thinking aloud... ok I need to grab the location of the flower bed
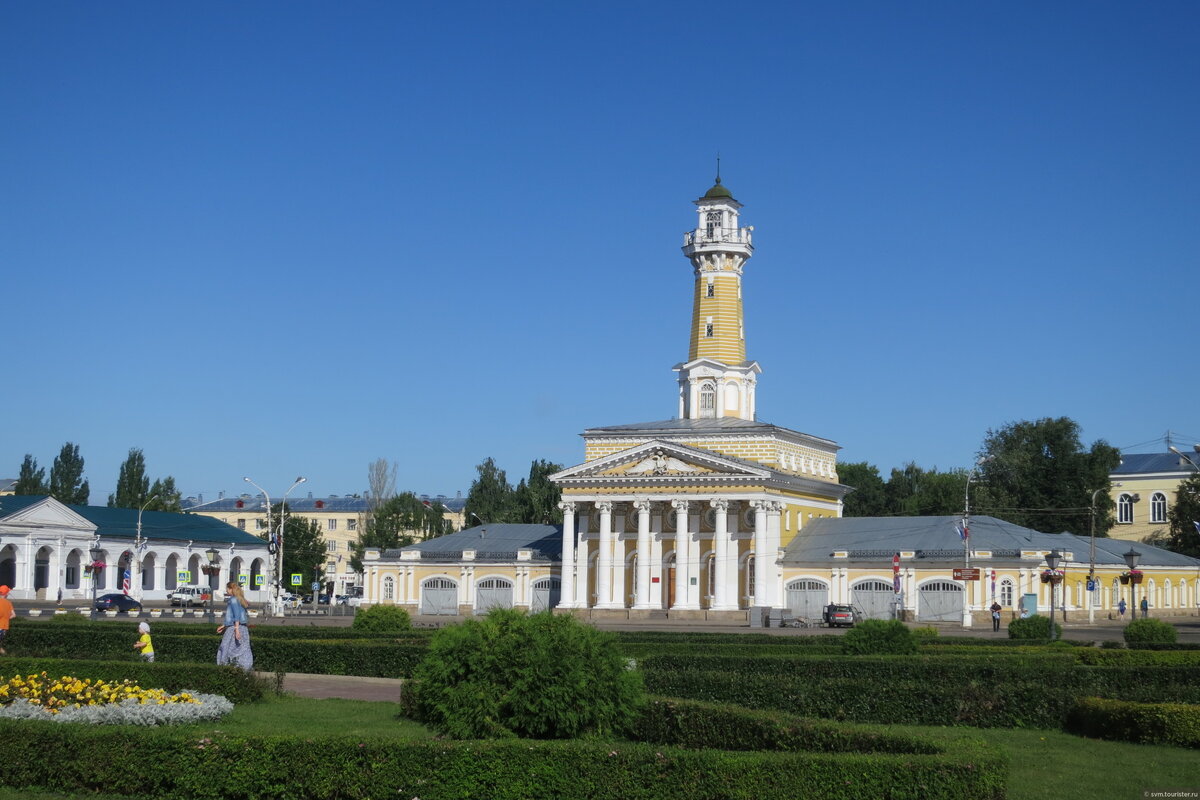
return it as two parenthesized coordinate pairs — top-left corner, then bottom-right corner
(0, 672), (232, 725)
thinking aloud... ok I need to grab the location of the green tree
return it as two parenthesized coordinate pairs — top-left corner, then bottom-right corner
(147, 476), (183, 512)
(974, 417), (1120, 536)
(13, 454), (48, 495)
(1148, 474), (1200, 557)
(464, 457), (514, 524)
(49, 442), (89, 505)
(350, 492), (445, 572)
(511, 459), (564, 524)
(883, 463), (967, 516)
(108, 448), (150, 508)
(269, 503), (327, 592)
(839, 462), (889, 517)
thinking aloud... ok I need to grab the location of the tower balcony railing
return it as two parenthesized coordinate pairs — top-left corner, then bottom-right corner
(683, 228), (754, 248)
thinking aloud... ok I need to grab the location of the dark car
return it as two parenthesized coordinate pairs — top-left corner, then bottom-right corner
(94, 593), (142, 613)
(822, 604), (857, 627)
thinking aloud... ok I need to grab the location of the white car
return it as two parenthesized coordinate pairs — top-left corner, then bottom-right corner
(169, 586), (210, 607)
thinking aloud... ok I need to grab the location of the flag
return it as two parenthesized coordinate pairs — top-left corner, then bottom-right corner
(955, 521), (969, 541)
(1193, 521), (1200, 536)
(122, 568), (131, 594)
(268, 532), (278, 555)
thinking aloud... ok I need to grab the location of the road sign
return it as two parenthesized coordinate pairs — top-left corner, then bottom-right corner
(953, 568), (981, 580)
(290, 573), (302, 586)
(892, 553), (900, 574)
(1087, 579), (1097, 592)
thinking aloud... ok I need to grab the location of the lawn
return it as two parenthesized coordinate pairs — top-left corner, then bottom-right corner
(170, 694), (436, 740)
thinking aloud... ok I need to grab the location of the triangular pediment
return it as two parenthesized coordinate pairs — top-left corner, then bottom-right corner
(0, 497), (96, 532)
(552, 440), (772, 483)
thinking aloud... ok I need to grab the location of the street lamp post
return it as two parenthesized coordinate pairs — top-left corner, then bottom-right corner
(1087, 487), (1112, 625)
(1045, 549), (1062, 641)
(88, 541), (104, 621)
(1124, 548), (1141, 621)
(1168, 445), (1200, 473)
(133, 494), (159, 604)
(203, 547), (219, 624)
(961, 457), (992, 628)
(278, 477), (307, 616)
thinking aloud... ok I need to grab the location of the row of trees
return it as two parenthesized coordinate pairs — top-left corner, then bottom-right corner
(463, 458), (564, 526)
(13, 445), (181, 511)
(840, 417), (1121, 539)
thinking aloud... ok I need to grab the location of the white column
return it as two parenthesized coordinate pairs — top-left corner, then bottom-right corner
(633, 499), (653, 609)
(558, 501), (577, 608)
(595, 501), (615, 608)
(769, 502), (784, 608)
(671, 499), (689, 610)
(575, 512), (590, 607)
(711, 499), (734, 610)
(752, 500), (769, 605)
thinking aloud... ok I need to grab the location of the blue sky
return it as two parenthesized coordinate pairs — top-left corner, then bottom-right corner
(3, 1), (1198, 504)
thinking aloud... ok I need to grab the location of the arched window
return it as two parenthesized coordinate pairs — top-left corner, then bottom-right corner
(999, 578), (1014, 607)
(1164, 579), (1172, 608)
(699, 383), (716, 417)
(1117, 494), (1135, 524)
(706, 554), (715, 598)
(383, 575), (395, 601)
(1111, 578), (1121, 606)
(746, 555), (755, 599)
(1150, 492), (1167, 524)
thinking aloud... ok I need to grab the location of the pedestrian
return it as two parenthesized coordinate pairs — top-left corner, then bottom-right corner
(216, 581), (253, 671)
(1118, 598), (1126, 618)
(1140, 596), (1149, 617)
(989, 600), (1003, 632)
(0, 586), (13, 655)
(133, 621), (154, 663)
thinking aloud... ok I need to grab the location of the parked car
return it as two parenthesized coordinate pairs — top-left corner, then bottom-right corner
(169, 586), (209, 607)
(94, 593), (142, 613)
(822, 604), (858, 627)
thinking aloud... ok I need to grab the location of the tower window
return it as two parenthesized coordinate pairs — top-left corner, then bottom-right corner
(705, 210), (721, 240)
(699, 384), (716, 417)
(706, 281), (715, 298)
(705, 323), (714, 337)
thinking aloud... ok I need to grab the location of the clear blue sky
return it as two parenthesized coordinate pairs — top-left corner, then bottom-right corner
(3, 1), (1198, 504)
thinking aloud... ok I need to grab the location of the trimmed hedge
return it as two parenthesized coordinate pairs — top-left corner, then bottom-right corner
(631, 697), (940, 754)
(1123, 618), (1178, 644)
(1065, 696), (1200, 748)
(0, 721), (1008, 800)
(0, 657), (267, 703)
(13, 618), (430, 641)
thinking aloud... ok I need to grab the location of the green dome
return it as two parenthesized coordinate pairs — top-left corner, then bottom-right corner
(703, 177), (733, 199)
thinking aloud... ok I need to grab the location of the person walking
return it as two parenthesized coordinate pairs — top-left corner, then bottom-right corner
(133, 621), (154, 662)
(0, 586), (14, 655)
(1140, 596), (1149, 617)
(216, 581), (253, 671)
(989, 600), (1003, 632)
(1118, 598), (1126, 619)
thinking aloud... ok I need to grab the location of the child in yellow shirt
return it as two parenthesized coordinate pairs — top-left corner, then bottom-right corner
(134, 621), (154, 663)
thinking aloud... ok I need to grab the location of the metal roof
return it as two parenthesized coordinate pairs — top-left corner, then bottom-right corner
(780, 515), (1200, 568)
(180, 496), (466, 513)
(584, 418), (838, 447)
(388, 523), (562, 561)
(1113, 452), (1200, 475)
(0, 495), (265, 546)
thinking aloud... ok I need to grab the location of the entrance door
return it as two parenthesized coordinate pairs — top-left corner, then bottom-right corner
(851, 580), (896, 620)
(475, 578), (514, 614)
(918, 581), (964, 622)
(785, 580), (828, 620)
(530, 577), (561, 612)
(666, 565), (676, 607)
(420, 578), (459, 615)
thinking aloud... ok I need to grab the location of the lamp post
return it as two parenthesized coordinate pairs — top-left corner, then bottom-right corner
(88, 541), (104, 621)
(961, 456), (992, 627)
(1168, 445), (1200, 472)
(277, 477), (307, 615)
(133, 493), (158, 604)
(1124, 547), (1141, 621)
(1087, 487), (1112, 625)
(1045, 549), (1062, 641)
(202, 547), (220, 624)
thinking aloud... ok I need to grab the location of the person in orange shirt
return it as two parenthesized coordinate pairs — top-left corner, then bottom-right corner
(0, 585), (15, 655)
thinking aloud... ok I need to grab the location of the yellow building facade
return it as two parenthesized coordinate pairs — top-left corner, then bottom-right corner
(1107, 448), (1200, 543)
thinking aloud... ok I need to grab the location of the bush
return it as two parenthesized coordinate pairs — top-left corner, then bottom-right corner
(840, 619), (918, 655)
(407, 609), (644, 739)
(351, 604), (412, 632)
(1100, 640), (1125, 649)
(1123, 618), (1177, 645)
(911, 626), (939, 641)
(1007, 614), (1061, 640)
(1066, 696), (1200, 748)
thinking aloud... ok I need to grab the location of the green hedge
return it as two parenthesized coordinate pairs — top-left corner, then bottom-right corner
(631, 697), (940, 754)
(1065, 697), (1200, 748)
(642, 661), (1200, 728)
(14, 618), (430, 641)
(0, 722), (1007, 800)
(0, 657), (267, 703)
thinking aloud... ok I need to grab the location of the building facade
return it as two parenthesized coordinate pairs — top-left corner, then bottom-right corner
(1108, 448), (1200, 543)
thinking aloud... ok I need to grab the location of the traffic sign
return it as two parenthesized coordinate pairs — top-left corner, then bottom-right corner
(953, 568), (981, 580)
(290, 573), (302, 586)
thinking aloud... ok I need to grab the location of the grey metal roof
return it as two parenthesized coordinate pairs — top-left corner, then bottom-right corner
(390, 523), (562, 561)
(181, 496), (466, 513)
(584, 418), (838, 448)
(1113, 452), (1200, 475)
(780, 515), (1200, 568)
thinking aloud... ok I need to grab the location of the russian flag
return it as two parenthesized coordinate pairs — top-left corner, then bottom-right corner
(955, 521), (969, 541)
(1193, 521), (1200, 536)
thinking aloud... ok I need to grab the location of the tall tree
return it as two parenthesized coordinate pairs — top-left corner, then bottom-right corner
(464, 457), (514, 525)
(269, 502), (327, 592)
(839, 462), (888, 517)
(367, 458), (397, 514)
(511, 459), (564, 524)
(49, 442), (89, 505)
(13, 454), (48, 495)
(973, 417), (1120, 536)
(109, 448), (150, 508)
(350, 492), (427, 572)
(1146, 474), (1200, 557)
(147, 476), (183, 512)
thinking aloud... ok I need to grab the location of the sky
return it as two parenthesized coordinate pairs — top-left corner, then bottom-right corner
(2, 1), (1198, 504)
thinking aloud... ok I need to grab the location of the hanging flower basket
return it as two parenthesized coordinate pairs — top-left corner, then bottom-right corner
(1129, 572), (1144, 585)
(1040, 569), (1064, 585)
(88, 561), (106, 574)
(1119, 574), (1130, 585)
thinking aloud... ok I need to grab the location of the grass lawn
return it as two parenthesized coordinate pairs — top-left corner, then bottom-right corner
(170, 694), (436, 740)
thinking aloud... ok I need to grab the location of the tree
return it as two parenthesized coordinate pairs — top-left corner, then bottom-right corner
(1150, 474), (1200, 557)
(109, 448), (150, 508)
(881, 462), (967, 517)
(349, 492), (447, 573)
(13, 454), (48, 495)
(839, 462), (888, 517)
(973, 417), (1120, 537)
(367, 458), (397, 514)
(147, 476), (183, 512)
(511, 459), (564, 524)
(270, 503), (327, 592)
(49, 442), (89, 505)
(464, 457), (514, 524)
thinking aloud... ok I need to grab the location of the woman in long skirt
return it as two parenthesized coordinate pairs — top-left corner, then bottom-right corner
(216, 580), (253, 670)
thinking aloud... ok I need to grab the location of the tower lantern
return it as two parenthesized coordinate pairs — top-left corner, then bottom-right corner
(675, 175), (761, 421)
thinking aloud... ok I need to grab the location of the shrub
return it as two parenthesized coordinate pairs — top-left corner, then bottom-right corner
(911, 626), (939, 641)
(840, 619), (918, 655)
(1066, 696), (1200, 748)
(351, 604), (412, 633)
(1100, 640), (1125, 649)
(1007, 614), (1061, 640)
(1123, 618), (1177, 645)
(407, 609), (644, 739)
